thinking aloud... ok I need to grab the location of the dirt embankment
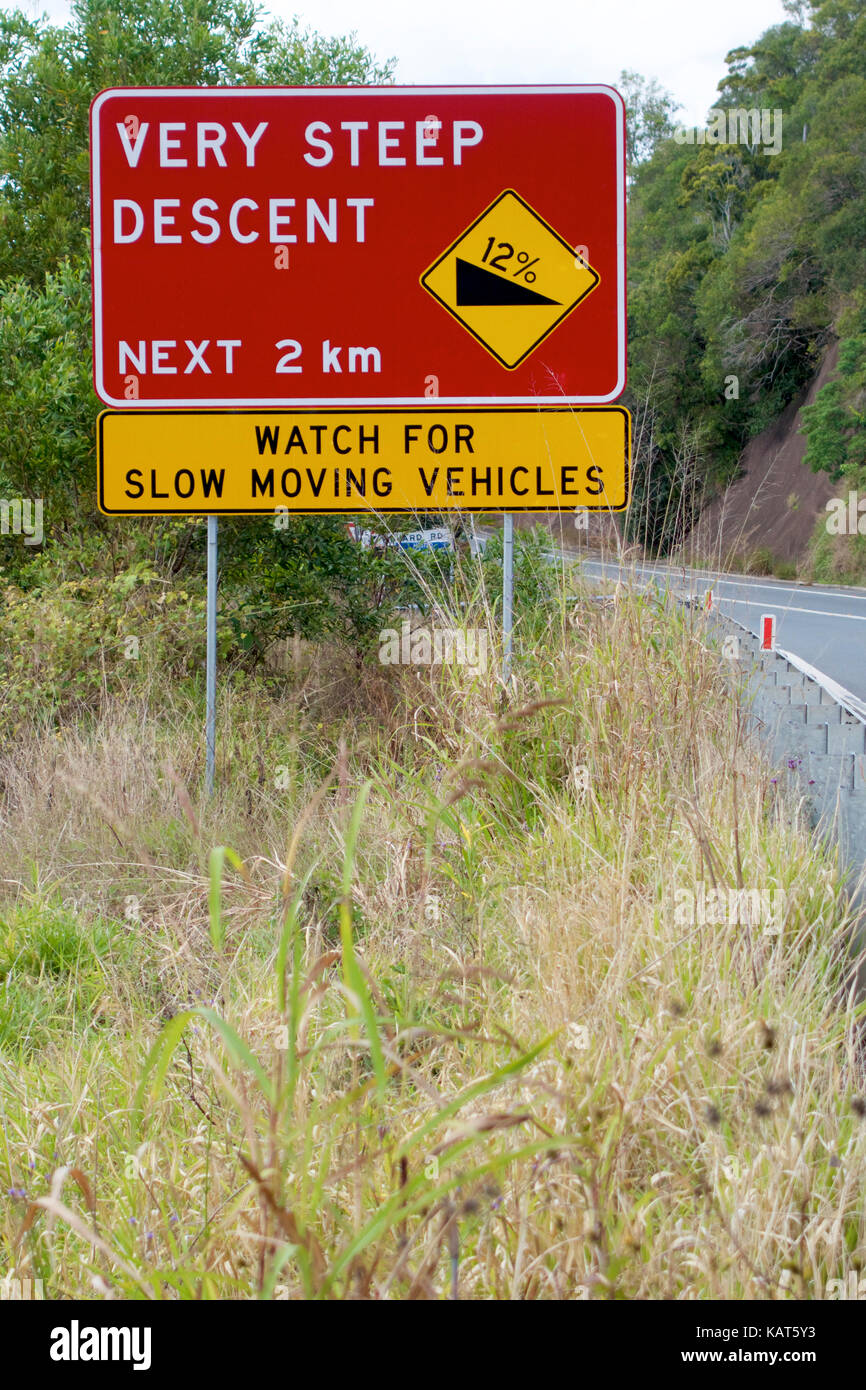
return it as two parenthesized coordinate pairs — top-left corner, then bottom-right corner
(687, 342), (839, 570)
(486, 344), (842, 570)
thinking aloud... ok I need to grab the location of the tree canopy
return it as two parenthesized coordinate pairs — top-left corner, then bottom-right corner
(625, 0), (866, 547)
(0, 0), (409, 656)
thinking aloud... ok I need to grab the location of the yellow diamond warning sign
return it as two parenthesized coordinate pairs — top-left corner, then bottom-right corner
(420, 189), (600, 370)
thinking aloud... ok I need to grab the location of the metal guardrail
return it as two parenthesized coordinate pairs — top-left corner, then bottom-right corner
(703, 606), (866, 882)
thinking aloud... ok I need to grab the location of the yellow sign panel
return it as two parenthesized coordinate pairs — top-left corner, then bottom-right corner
(97, 408), (629, 515)
(420, 189), (600, 369)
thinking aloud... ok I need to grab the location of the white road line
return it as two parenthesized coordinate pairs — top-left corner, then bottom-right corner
(712, 597), (866, 621)
(693, 579), (866, 602)
(578, 561), (866, 604)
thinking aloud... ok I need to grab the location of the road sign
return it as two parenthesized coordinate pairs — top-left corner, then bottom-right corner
(420, 190), (600, 369)
(347, 524), (453, 551)
(90, 86), (625, 408)
(396, 527), (453, 552)
(97, 407), (630, 514)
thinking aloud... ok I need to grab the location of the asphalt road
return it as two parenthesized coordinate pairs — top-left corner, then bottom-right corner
(576, 558), (866, 704)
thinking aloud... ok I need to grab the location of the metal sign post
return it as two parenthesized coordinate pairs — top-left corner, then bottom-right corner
(205, 515), (218, 795)
(502, 512), (514, 684)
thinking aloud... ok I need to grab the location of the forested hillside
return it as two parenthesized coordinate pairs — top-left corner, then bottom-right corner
(625, 0), (866, 554)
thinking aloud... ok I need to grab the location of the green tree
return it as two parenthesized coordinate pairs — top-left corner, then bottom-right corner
(800, 355), (866, 481)
(718, 19), (818, 117)
(618, 69), (679, 178)
(0, 0), (393, 284)
(0, 259), (93, 513)
(625, 1), (866, 552)
(0, 0), (405, 659)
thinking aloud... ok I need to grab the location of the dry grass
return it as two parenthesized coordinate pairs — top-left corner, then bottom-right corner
(0, 575), (864, 1300)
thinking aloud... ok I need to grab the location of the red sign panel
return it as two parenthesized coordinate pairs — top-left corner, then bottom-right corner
(90, 86), (625, 408)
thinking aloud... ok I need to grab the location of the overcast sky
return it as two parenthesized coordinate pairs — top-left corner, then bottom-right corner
(15, 0), (793, 125)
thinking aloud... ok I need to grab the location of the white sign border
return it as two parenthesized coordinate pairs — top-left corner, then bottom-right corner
(90, 85), (626, 409)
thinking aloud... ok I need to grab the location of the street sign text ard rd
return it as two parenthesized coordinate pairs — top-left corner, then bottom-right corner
(97, 408), (630, 514)
(90, 87), (625, 408)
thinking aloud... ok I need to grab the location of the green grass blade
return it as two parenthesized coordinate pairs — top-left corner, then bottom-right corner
(339, 780), (387, 1099)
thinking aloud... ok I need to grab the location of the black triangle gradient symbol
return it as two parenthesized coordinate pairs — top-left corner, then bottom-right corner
(455, 258), (561, 307)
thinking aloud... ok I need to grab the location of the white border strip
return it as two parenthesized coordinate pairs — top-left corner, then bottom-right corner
(90, 85), (626, 409)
